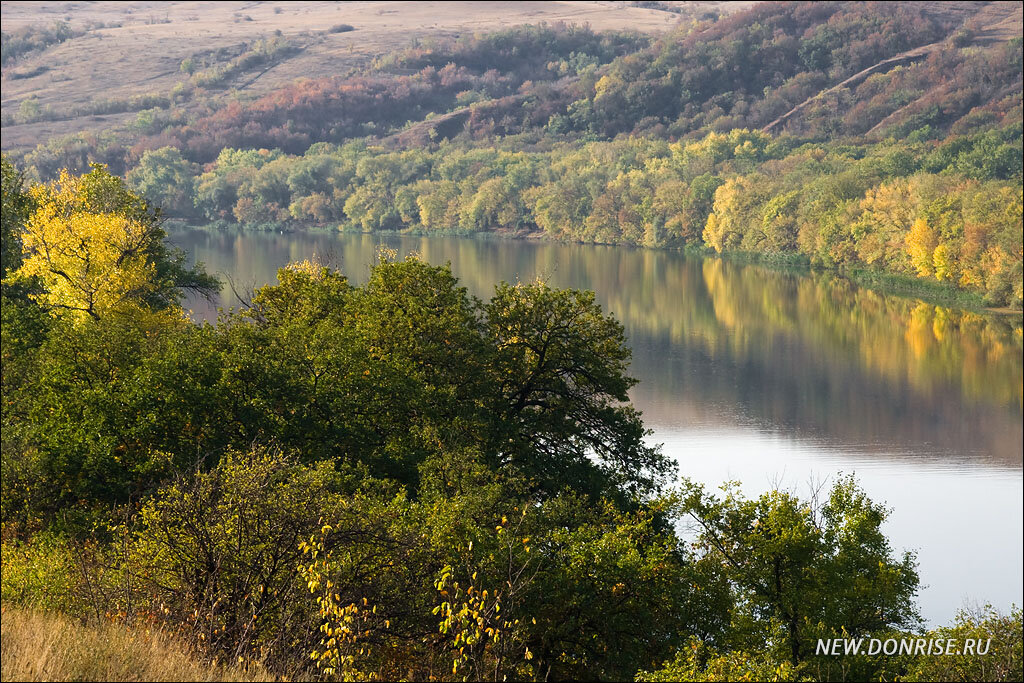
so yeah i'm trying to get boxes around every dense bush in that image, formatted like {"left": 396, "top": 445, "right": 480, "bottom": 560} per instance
{"left": 127, "top": 445, "right": 343, "bottom": 668}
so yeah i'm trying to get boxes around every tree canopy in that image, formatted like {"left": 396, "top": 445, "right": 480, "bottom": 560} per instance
{"left": 13, "top": 164, "right": 217, "bottom": 321}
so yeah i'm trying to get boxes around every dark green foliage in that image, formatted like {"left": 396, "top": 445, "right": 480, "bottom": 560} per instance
{"left": 677, "top": 476, "right": 921, "bottom": 667}
{"left": 484, "top": 280, "right": 667, "bottom": 499}
{"left": 922, "top": 122, "right": 1024, "bottom": 181}
{"left": 0, "top": 283, "right": 51, "bottom": 532}
{"left": 1, "top": 155, "right": 32, "bottom": 276}
{"left": 4, "top": 250, "right": 668, "bottom": 519}
{"left": 294, "top": 449, "right": 700, "bottom": 681}
{"left": 376, "top": 23, "right": 647, "bottom": 82}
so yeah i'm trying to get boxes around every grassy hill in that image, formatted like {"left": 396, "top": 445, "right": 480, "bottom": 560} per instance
{"left": 0, "top": 1, "right": 747, "bottom": 150}
{"left": 2, "top": 0, "right": 1021, "bottom": 306}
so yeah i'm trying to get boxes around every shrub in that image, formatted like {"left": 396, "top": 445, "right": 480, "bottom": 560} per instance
{"left": 902, "top": 606, "right": 1023, "bottom": 682}
{"left": 127, "top": 445, "right": 346, "bottom": 669}
{"left": 0, "top": 532, "right": 82, "bottom": 614}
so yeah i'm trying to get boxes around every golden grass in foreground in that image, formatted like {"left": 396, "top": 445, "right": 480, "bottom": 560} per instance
{"left": 0, "top": 607, "right": 275, "bottom": 682}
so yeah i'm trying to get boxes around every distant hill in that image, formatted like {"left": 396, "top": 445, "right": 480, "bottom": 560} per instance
{"left": 0, "top": 0, "right": 748, "bottom": 151}
{"left": 2, "top": 1, "right": 1020, "bottom": 306}
{"left": 3, "top": 1, "right": 1018, "bottom": 167}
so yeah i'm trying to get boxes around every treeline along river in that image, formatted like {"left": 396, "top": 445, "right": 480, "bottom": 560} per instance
{"left": 170, "top": 226, "right": 1023, "bottom": 626}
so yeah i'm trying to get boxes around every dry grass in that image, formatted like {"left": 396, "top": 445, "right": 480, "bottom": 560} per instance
{"left": 0, "top": 607, "right": 276, "bottom": 682}
{"left": 0, "top": 1, "right": 752, "bottom": 149}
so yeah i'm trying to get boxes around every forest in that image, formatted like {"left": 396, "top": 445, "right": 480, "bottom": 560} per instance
{"left": 126, "top": 125, "right": 1022, "bottom": 307}
{"left": 4, "top": 4, "right": 1022, "bottom": 307}
{"left": 2, "top": 159, "right": 1021, "bottom": 682}
{"left": 1, "top": 1, "right": 1023, "bottom": 680}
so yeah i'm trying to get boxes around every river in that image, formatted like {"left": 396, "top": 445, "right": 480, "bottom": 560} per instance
{"left": 169, "top": 226, "right": 1024, "bottom": 627}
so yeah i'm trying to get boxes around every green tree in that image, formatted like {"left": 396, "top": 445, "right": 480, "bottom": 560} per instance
{"left": 484, "top": 279, "right": 670, "bottom": 499}
{"left": 126, "top": 146, "right": 198, "bottom": 217}
{"left": 1, "top": 156, "right": 32, "bottom": 277}
{"left": 678, "top": 475, "right": 920, "bottom": 666}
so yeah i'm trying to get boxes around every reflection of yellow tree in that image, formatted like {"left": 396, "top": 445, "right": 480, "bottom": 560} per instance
{"left": 905, "top": 303, "right": 935, "bottom": 360}
{"left": 690, "top": 251, "right": 1020, "bottom": 411}
{"left": 721, "top": 261, "right": 1000, "bottom": 417}
{"left": 701, "top": 259, "right": 740, "bottom": 331}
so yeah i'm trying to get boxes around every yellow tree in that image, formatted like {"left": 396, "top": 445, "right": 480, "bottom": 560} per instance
{"left": 905, "top": 217, "right": 938, "bottom": 278}
{"left": 16, "top": 165, "right": 216, "bottom": 321}
{"left": 703, "top": 176, "right": 759, "bottom": 253}
{"left": 932, "top": 243, "right": 958, "bottom": 282}
{"left": 853, "top": 179, "right": 916, "bottom": 272}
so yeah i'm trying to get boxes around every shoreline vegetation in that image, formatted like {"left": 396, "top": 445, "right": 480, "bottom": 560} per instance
{"left": 169, "top": 219, "right": 1014, "bottom": 315}
{"left": 114, "top": 124, "right": 1023, "bottom": 311}
{"left": 5, "top": 6, "right": 1022, "bottom": 312}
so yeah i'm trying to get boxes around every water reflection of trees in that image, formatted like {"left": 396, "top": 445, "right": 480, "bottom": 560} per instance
{"left": 694, "top": 259, "right": 1022, "bottom": 411}
{"left": 175, "top": 228, "right": 1022, "bottom": 464}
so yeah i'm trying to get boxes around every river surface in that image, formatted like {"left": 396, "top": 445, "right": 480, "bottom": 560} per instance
{"left": 170, "top": 226, "right": 1024, "bottom": 626}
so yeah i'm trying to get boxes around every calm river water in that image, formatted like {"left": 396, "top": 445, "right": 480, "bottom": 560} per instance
{"left": 170, "top": 226, "right": 1023, "bottom": 626}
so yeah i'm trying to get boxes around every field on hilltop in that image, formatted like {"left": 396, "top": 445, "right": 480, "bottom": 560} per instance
{"left": 0, "top": 0, "right": 749, "bottom": 149}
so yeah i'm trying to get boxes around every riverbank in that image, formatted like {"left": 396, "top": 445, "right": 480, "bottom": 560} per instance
{"left": 167, "top": 220, "right": 1021, "bottom": 316}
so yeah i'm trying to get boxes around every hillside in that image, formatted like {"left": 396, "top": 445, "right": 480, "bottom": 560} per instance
{"left": 4, "top": 2, "right": 1019, "bottom": 160}
{"left": 1, "top": 0, "right": 1021, "bottom": 307}
{"left": 0, "top": 0, "right": 747, "bottom": 149}
{"left": 763, "top": 2, "right": 1022, "bottom": 134}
